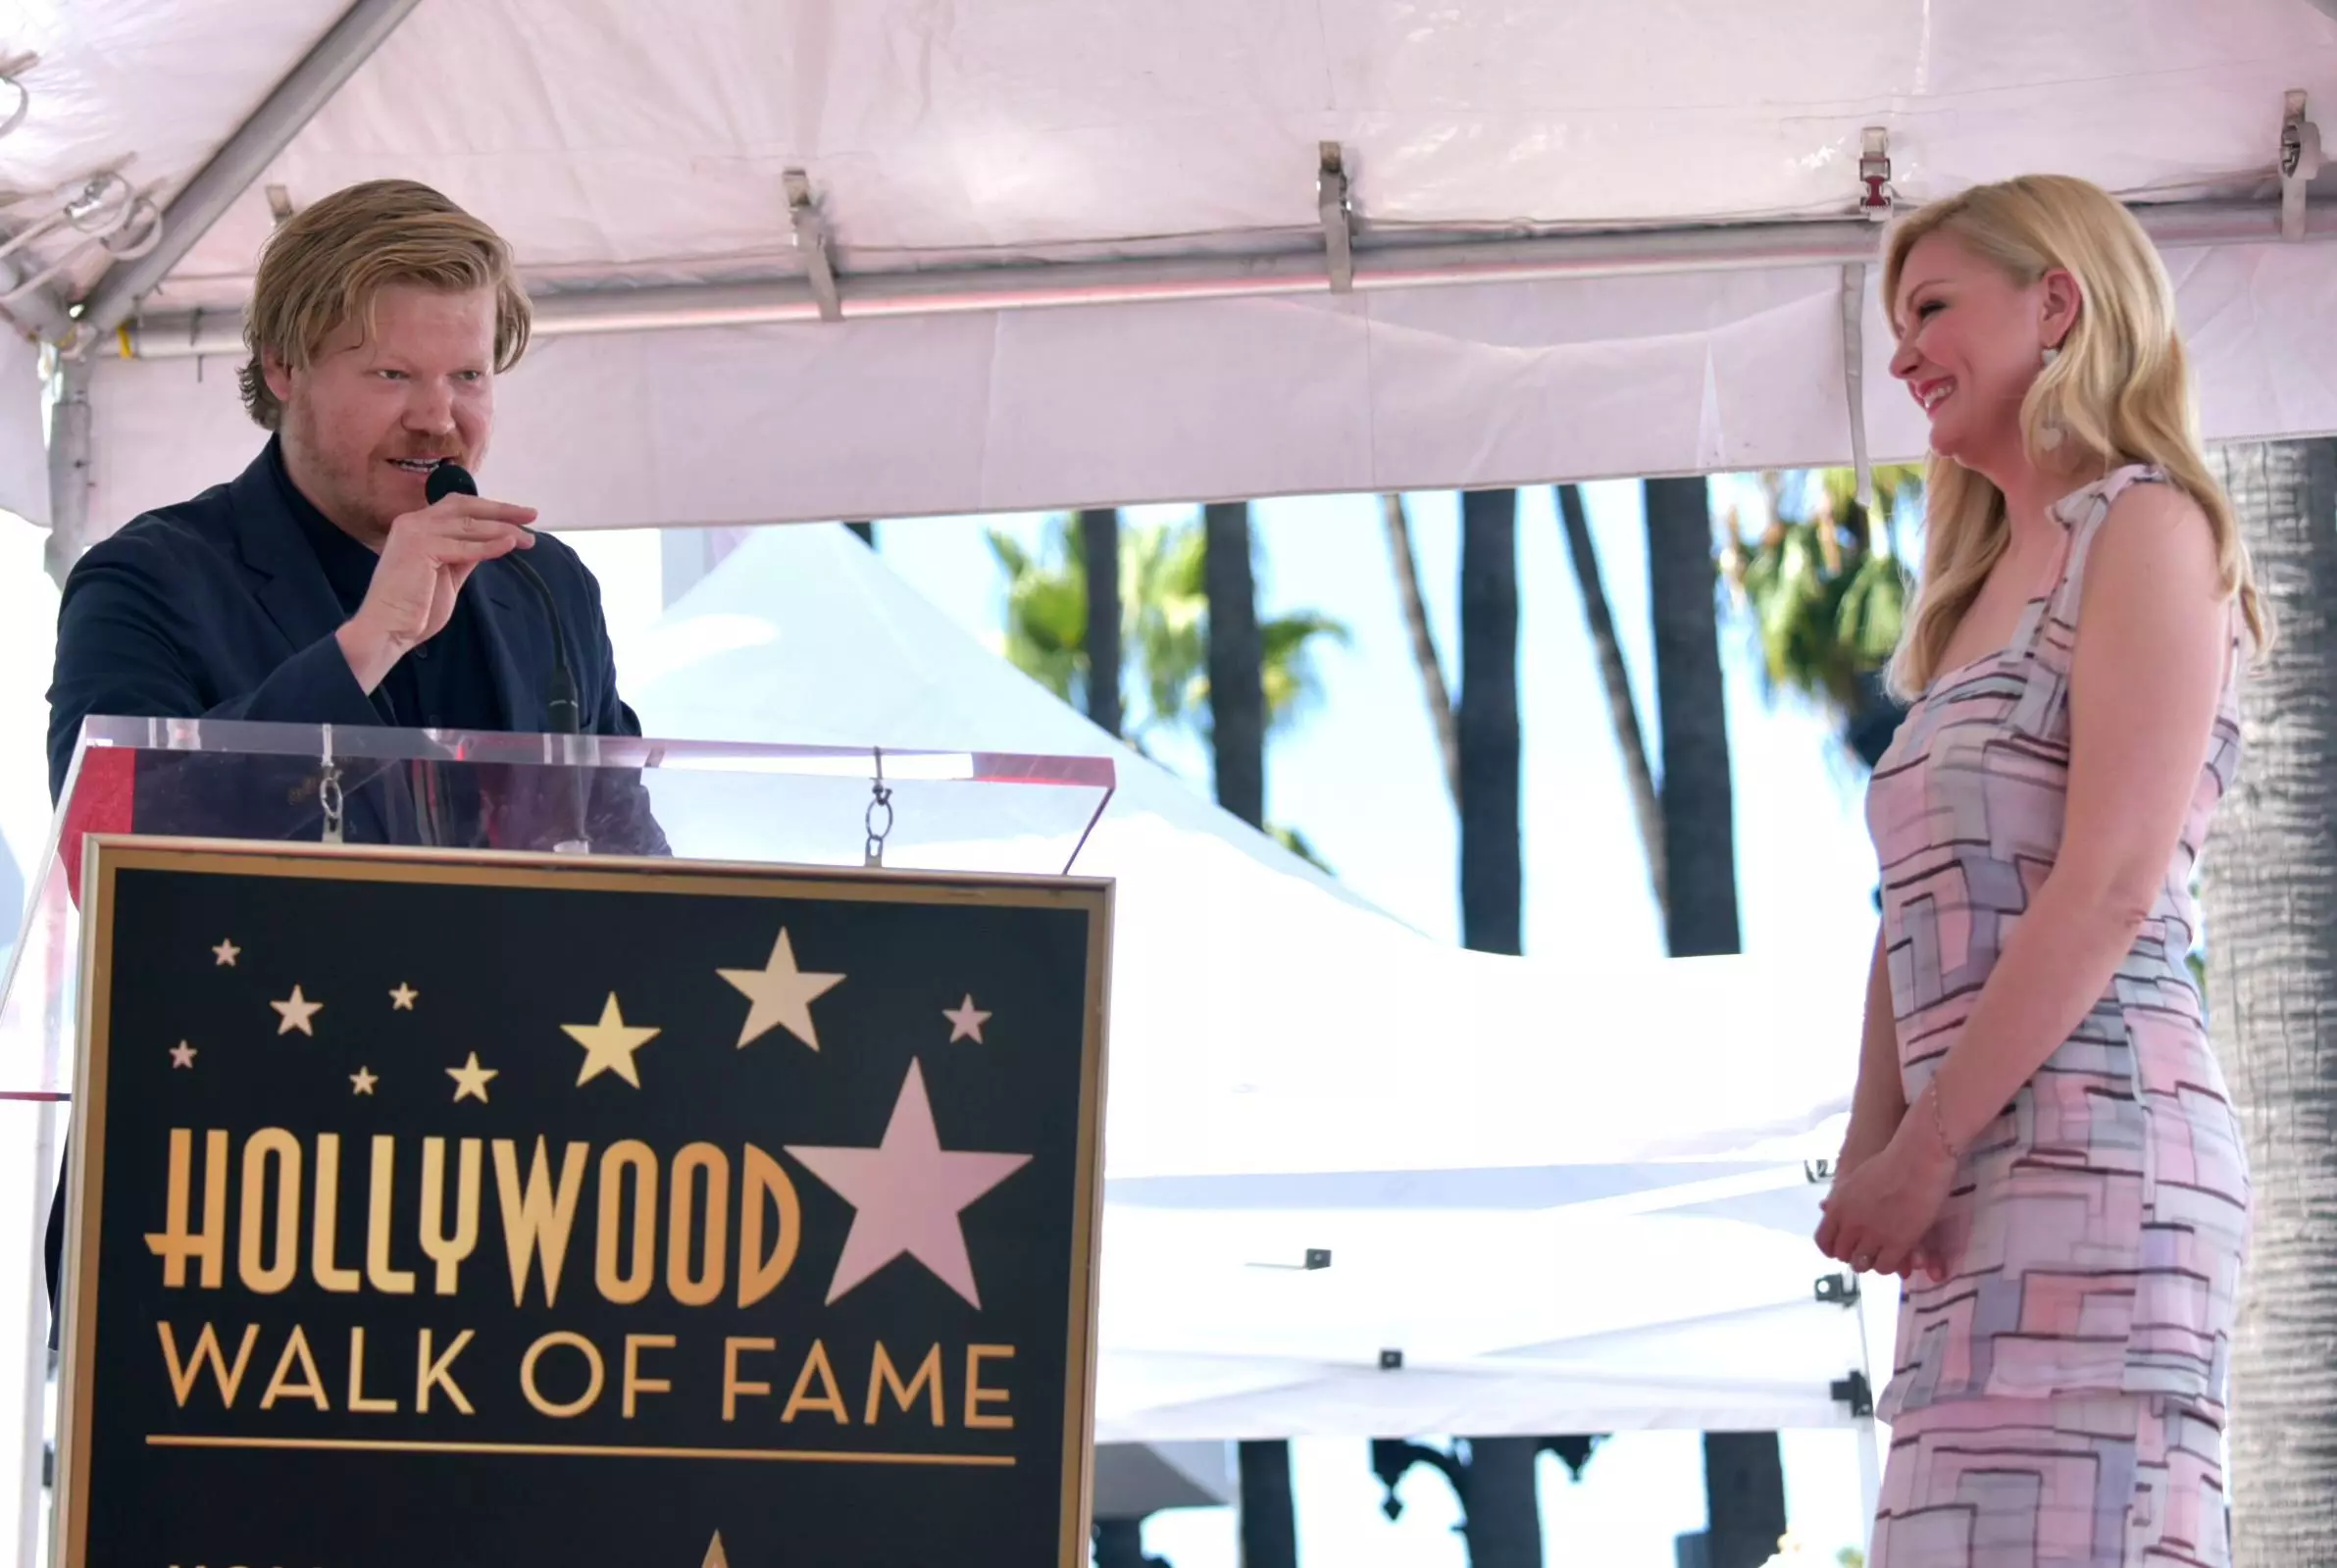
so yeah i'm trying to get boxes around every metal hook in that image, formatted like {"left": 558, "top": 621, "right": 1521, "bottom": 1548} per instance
{"left": 863, "top": 746, "right": 894, "bottom": 867}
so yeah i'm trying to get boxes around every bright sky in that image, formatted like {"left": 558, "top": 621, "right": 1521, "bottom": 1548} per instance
{"left": 0, "top": 473, "right": 1888, "bottom": 1567}
{"left": 557, "top": 480, "right": 1887, "bottom": 1567}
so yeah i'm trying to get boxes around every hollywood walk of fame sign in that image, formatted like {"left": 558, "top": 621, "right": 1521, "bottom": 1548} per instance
{"left": 53, "top": 838, "right": 1109, "bottom": 1568}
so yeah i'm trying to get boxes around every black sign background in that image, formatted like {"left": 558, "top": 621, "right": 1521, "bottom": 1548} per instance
{"left": 59, "top": 841, "right": 1107, "bottom": 1568}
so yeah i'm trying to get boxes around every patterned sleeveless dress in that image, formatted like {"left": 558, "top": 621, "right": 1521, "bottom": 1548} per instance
{"left": 1860, "top": 466, "right": 2251, "bottom": 1567}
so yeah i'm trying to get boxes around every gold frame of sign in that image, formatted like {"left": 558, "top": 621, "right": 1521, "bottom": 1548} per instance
{"left": 54, "top": 835, "right": 1110, "bottom": 1568}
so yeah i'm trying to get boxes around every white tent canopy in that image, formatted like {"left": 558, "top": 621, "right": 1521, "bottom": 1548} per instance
{"left": 629, "top": 521, "right": 1885, "bottom": 1442}
{"left": 5, "top": 1, "right": 2337, "bottom": 543}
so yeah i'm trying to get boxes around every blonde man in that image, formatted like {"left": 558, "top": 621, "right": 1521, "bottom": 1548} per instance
{"left": 46, "top": 177, "right": 644, "bottom": 802}
{"left": 41, "top": 179, "right": 659, "bottom": 1333}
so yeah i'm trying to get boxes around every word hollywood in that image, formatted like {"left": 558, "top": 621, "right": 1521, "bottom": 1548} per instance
{"left": 144, "top": 1127, "right": 1020, "bottom": 1428}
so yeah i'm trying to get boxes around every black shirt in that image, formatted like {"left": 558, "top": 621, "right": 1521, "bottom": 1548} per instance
{"left": 266, "top": 437, "right": 506, "bottom": 733}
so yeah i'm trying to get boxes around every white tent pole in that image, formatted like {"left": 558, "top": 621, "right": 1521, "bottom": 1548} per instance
{"left": 71, "top": 0, "right": 426, "bottom": 347}
{"left": 1841, "top": 262, "right": 1876, "bottom": 512}
{"left": 43, "top": 355, "right": 90, "bottom": 586}
{"left": 114, "top": 196, "right": 2337, "bottom": 360}
{"left": 1854, "top": 1276, "right": 1888, "bottom": 1542}
{"left": 1857, "top": 1414, "right": 1883, "bottom": 1553}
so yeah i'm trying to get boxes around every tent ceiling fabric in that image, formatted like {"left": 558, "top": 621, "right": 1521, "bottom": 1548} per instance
{"left": 17, "top": 0, "right": 2337, "bottom": 529}
{"left": 31, "top": 0, "right": 2337, "bottom": 301}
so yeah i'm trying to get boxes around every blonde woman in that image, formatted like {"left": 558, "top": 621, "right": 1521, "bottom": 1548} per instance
{"left": 1814, "top": 175, "right": 2263, "bottom": 1566}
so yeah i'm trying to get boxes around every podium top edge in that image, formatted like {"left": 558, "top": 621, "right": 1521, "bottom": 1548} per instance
{"left": 69, "top": 717, "right": 1118, "bottom": 789}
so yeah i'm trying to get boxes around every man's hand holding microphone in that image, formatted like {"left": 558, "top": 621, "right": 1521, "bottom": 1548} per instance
{"left": 333, "top": 467, "right": 535, "bottom": 695}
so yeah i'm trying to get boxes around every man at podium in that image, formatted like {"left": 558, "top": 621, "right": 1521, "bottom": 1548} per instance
{"left": 38, "top": 178, "right": 665, "bottom": 1322}
{"left": 43, "top": 177, "right": 650, "bottom": 842}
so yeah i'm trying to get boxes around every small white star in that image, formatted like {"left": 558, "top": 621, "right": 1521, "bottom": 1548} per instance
{"left": 446, "top": 1052, "right": 497, "bottom": 1104}
{"left": 349, "top": 1066, "right": 379, "bottom": 1095}
{"left": 211, "top": 938, "right": 239, "bottom": 967}
{"left": 270, "top": 986, "right": 322, "bottom": 1037}
{"left": 169, "top": 1041, "right": 196, "bottom": 1070}
{"left": 389, "top": 984, "right": 418, "bottom": 1011}
{"left": 942, "top": 994, "right": 991, "bottom": 1044}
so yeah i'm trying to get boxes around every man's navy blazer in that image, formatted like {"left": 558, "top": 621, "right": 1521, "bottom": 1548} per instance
{"left": 46, "top": 445, "right": 655, "bottom": 846}
{"left": 39, "top": 444, "right": 667, "bottom": 1329}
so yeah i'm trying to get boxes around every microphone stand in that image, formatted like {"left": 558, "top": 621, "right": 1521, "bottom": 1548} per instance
{"left": 501, "top": 553, "right": 591, "bottom": 854}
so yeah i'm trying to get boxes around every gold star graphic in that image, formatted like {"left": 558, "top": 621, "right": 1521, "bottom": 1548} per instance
{"left": 212, "top": 938, "right": 240, "bottom": 967}
{"left": 270, "top": 985, "right": 322, "bottom": 1037}
{"left": 562, "top": 993, "right": 661, "bottom": 1088}
{"left": 718, "top": 929, "right": 843, "bottom": 1050}
{"left": 446, "top": 1052, "right": 497, "bottom": 1103}
{"left": 350, "top": 1066, "right": 379, "bottom": 1095}
{"left": 942, "top": 994, "right": 991, "bottom": 1043}
{"left": 389, "top": 984, "right": 418, "bottom": 1011}
{"left": 169, "top": 1041, "right": 196, "bottom": 1070}
{"left": 700, "top": 1532, "right": 730, "bottom": 1568}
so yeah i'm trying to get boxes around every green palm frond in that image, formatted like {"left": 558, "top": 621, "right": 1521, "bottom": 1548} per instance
{"left": 1727, "top": 467, "right": 1920, "bottom": 725}
{"left": 990, "top": 509, "right": 1346, "bottom": 870}
{"left": 1259, "top": 610, "right": 1350, "bottom": 731}
{"left": 1817, "top": 463, "right": 1924, "bottom": 533}
{"left": 1125, "top": 520, "right": 1210, "bottom": 732}
{"left": 989, "top": 525, "right": 1088, "bottom": 704}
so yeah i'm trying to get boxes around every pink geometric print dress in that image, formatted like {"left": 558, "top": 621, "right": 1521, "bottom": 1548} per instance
{"left": 1860, "top": 466, "right": 2250, "bottom": 1568}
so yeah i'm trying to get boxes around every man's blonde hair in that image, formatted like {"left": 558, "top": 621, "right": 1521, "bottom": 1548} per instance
{"left": 239, "top": 178, "right": 532, "bottom": 430}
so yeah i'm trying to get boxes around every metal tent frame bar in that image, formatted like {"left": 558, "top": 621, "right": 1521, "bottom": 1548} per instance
{"left": 116, "top": 195, "right": 2337, "bottom": 361}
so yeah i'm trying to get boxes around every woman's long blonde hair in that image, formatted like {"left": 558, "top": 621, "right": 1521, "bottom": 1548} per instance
{"left": 1882, "top": 175, "right": 2267, "bottom": 697}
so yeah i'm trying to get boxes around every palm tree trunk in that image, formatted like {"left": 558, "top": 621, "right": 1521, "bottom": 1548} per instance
{"left": 1646, "top": 476, "right": 1741, "bottom": 958}
{"left": 1205, "top": 499, "right": 1293, "bottom": 1568}
{"left": 1646, "top": 476, "right": 1783, "bottom": 1568}
{"left": 1204, "top": 501, "right": 1267, "bottom": 829}
{"left": 1237, "top": 1434, "right": 1297, "bottom": 1568}
{"left": 1557, "top": 482, "right": 1667, "bottom": 924}
{"left": 1454, "top": 487, "right": 1541, "bottom": 1561}
{"left": 1080, "top": 508, "right": 1123, "bottom": 737}
{"left": 1382, "top": 492, "right": 1460, "bottom": 802}
{"left": 2204, "top": 438, "right": 2337, "bottom": 1568}
{"left": 1459, "top": 487, "right": 1522, "bottom": 958}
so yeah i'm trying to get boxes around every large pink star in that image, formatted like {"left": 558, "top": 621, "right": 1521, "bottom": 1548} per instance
{"left": 786, "top": 1062, "right": 1033, "bottom": 1308}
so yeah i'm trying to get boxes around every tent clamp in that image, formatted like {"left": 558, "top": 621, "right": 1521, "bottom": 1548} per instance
{"left": 1378, "top": 1348, "right": 1403, "bottom": 1371}
{"left": 1814, "top": 1272, "right": 1861, "bottom": 1308}
{"left": 786, "top": 169, "right": 842, "bottom": 323}
{"left": 2281, "top": 90, "right": 2323, "bottom": 241}
{"left": 1246, "top": 1247, "right": 1333, "bottom": 1272}
{"left": 1319, "top": 141, "right": 1355, "bottom": 291}
{"left": 1831, "top": 1369, "right": 1874, "bottom": 1419}
{"left": 1803, "top": 1157, "right": 1837, "bottom": 1184}
{"left": 1857, "top": 126, "right": 1894, "bottom": 221}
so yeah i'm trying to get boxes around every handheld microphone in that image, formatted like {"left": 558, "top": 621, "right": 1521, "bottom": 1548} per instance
{"left": 426, "top": 462, "right": 581, "bottom": 735}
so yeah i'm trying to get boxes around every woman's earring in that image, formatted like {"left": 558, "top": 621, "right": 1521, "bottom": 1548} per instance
{"left": 2039, "top": 343, "right": 2065, "bottom": 447}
